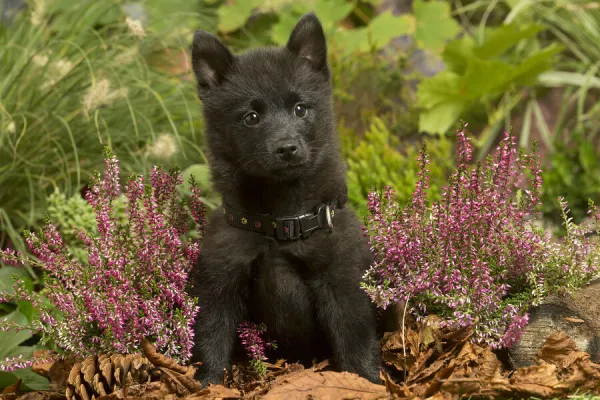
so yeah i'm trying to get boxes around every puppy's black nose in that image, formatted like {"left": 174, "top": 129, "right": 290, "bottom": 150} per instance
{"left": 276, "top": 143, "right": 298, "bottom": 159}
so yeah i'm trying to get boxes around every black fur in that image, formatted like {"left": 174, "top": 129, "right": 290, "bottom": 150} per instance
{"left": 188, "top": 12, "right": 382, "bottom": 385}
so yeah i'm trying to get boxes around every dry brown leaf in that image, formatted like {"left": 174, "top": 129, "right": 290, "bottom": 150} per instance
{"left": 380, "top": 370, "right": 413, "bottom": 398}
{"left": 408, "top": 347, "right": 434, "bottom": 377}
{"left": 48, "top": 356, "right": 77, "bottom": 391}
{"left": 96, "top": 381, "right": 175, "bottom": 400}
{"left": 486, "top": 381, "right": 559, "bottom": 398}
{"left": 263, "top": 370, "right": 389, "bottom": 400}
{"left": 13, "top": 392, "right": 65, "bottom": 400}
{"left": 311, "top": 359, "right": 331, "bottom": 372}
{"left": 510, "top": 364, "right": 559, "bottom": 387}
{"left": 185, "top": 384, "right": 241, "bottom": 399}
{"left": 538, "top": 331, "right": 590, "bottom": 370}
{"left": 2, "top": 378, "right": 22, "bottom": 395}
{"left": 477, "top": 346, "right": 503, "bottom": 380}
{"left": 31, "top": 350, "right": 54, "bottom": 378}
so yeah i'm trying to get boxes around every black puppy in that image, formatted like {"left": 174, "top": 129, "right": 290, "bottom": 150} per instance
{"left": 188, "top": 12, "right": 381, "bottom": 384}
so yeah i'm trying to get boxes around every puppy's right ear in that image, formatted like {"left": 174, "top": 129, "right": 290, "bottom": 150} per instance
{"left": 192, "top": 30, "right": 234, "bottom": 93}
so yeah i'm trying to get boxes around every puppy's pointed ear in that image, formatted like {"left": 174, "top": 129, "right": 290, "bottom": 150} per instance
{"left": 286, "top": 12, "right": 328, "bottom": 74}
{"left": 192, "top": 30, "right": 234, "bottom": 93}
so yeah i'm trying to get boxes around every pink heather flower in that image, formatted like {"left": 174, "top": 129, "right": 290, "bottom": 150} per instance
{"left": 0, "top": 147, "right": 205, "bottom": 369}
{"left": 0, "top": 353, "right": 63, "bottom": 373}
{"left": 237, "top": 321, "right": 277, "bottom": 376}
{"left": 362, "top": 126, "right": 599, "bottom": 348}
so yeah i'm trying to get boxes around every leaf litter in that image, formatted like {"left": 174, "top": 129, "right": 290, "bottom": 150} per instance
{"left": 5, "top": 317, "right": 599, "bottom": 399}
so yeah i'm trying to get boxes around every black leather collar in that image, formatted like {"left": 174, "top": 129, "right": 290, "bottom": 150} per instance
{"left": 221, "top": 201, "right": 337, "bottom": 241}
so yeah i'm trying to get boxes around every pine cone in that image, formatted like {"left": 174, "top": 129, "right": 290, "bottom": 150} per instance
{"left": 65, "top": 354, "right": 160, "bottom": 400}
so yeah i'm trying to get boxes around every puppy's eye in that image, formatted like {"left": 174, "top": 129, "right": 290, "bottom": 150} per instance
{"left": 294, "top": 104, "right": 307, "bottom": 118}
{"left": 244, "top": 111, "right": 259, "bottom": 126}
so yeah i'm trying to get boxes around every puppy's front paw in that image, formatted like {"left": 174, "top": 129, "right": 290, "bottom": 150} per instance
{"left": 194, "top": 369, "right": 226, "bottom": 387}
{"left": 363, "top": 367, "right": 382, "bottom": 384}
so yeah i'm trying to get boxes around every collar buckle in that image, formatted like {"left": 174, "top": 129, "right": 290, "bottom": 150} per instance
{"left": 274, "top": 216, "right": 302, "bottom": 241}
{"left": 223, "top": 201, "right": 337, "bottom": 241}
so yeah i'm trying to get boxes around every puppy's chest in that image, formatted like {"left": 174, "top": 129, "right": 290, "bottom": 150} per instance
{"left": 249, "top": 246, "right": 314, "bottom": 287}
{"left": 246, "top": 248, "right": 318, "bottom": 336}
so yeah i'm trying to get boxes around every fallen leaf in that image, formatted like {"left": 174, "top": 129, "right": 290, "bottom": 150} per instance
{"left": 47, "top": 356, "right": 77, "bottom": 391}
{"left": 96, "top": 381, "right": 174, "bottom": 400}
{"left": 264, "top": 370, "right": 389, "bottom": 400}
{"left": 31, "top": 350, "right": 54, "bottom": 378}
{"left": 12, "top": 392, "right": 65, "bottom": 400}
{"left": 185, "top": 384, "right": 241, "bottom": 399}
{"left": 510, "top": 364, "right": 559, "bottom": 387}
{"left": 2, "top": 378, "right": 22, "bottom": 394}
{"left": 311, "top": 359, "right": 331, "bottom": 372}
{"left": 380, "top": 370, "right": 412, "bottom": 398}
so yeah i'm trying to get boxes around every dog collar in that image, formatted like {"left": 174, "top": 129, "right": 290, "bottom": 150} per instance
{"left": 221, "top": 201, "right": 337, "bottom": 241}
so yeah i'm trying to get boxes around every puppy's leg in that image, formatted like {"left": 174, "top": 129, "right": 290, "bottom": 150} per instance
{"left": 310, "top": 268, "right": 381, "bottom": 383}
{"left": 189, "top": 255, "right": 248, "bottom": 386}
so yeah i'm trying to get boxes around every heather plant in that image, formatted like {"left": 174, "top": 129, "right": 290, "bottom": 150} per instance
{"left": 0, "top": 148, "right": 204, "bottom": 371}
{"left": 362, "top": 125, "right": 600, "bottom": 348}
{"left": 45, "top": 189, "right": 128, "bottom": 263}
{"left": 237, "top": 322, "right": 277, "bottom": 377}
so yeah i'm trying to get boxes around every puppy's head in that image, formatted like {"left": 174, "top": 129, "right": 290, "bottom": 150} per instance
{"left": 191, "top": 13, "right": 336, "bottom": 183}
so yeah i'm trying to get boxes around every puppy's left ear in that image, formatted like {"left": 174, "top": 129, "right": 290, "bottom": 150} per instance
{"left": 286, "top": 12, "right": 328, "bottom": 74}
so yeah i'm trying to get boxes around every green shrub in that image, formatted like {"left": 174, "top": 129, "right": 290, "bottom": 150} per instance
{"left": 541, "top": 132, "right": 600, "bottom": 227}
{"left": 344, "top": 117, "right": 454, "bottom": 217}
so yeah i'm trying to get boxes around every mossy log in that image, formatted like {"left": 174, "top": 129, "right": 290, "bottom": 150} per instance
{"left": 508, "top": 278, "right": 600, "bottom": 368}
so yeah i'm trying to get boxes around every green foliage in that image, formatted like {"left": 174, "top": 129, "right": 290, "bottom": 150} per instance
{"left": 143, "top": 0, "right": 218, "bottom": 46}
{"left": 212, "top": 0, "right": 459, "bottom": 57}
{"left": 0, "top": 307, "right": 48, "bottom": 391}
{"left": 180, "top": 164, "right": 219, "bottom": 210}
{"left": 541, "top": 133, "right": 600, "bottom": 225}
{"left": 330, "top": 45, "right": 417, "bottom": 134}
{"left": 45, "top": 189, "right": 129, "bottom": 263}
{"left": 417, "top": 23, "right": 562, "bottom": 135}
{"left": 0, "top": 0, "right": 204, "bottom": 239}
{"left": 344, "top": 117, "right": 454, "bottom": 217}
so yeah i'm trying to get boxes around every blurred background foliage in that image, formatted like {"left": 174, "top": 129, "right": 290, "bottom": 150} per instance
{"left": 0, "top": 0, "right": 599, "bottom": 390}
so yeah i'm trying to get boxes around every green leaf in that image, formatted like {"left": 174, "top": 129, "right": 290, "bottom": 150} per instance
{"left": 418, "top": 101, "right": 465, "bottom": 135}
{"left": 181, "top": 164, "right": 212, "bottom": 194}
{"left": 579, "top": 141, "right": 598, "bottom": 173}
{"left": 13, "top": 368, "right": 50, "bottom": 391}
{"left": 0, "top": 372, "right": 19, "bottom": 391}
{"left": 511, "top": 44, "right": 563, "bottom": 86}
{"left": 18, "top": 300, "right": 36, "bottom": 323}
{"left": 474, "top": 23, "right": 543, "bottom": 59}
{"left": 538, "top": 71, "right": 600, "bottom": 89}
{"left": 217, "top": 0, "right": 263, "bottom": 33}
{"left": 462, "top": 58, "right": 514, "bottom": 99}
{"left": 0, "top": 267, "right": 33, "bottom": 295}
{"left": 442, "top": 36, "right": 475, "bottom": 74}
{"left": 413, "top": 0, "right": 460, "bottom": 52}
{"left": 333, "top": 12, "right": 413, "bottom": 55}
{"left": 416, "top": 70, "right": 467, "bottom": 133}
{"left": 0, "top": 310, "right": 32, "bottom": 358}
{"left": 366, "top": 12, "right": 414, "bottom": 48}
{"left": 314, "top": 0, "right": 355, "bottom": 31}
{"left": 416, "top": 71, "right": 463, "bottom": 109}
{"left": 519, "top": 100, "right": 533, "bottom": 148}
{"left": 270, "top": 4, "right": 311, "bottom": 45}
